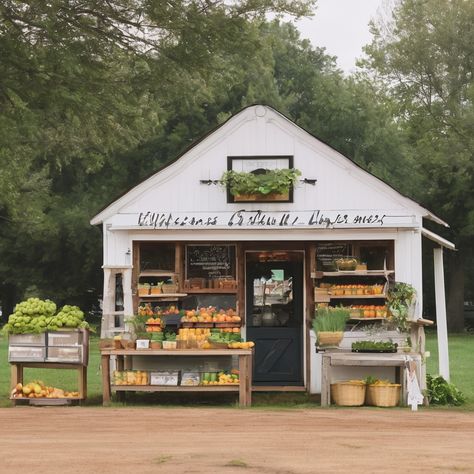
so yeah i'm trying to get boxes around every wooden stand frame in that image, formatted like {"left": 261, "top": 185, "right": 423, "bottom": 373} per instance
{"left": 101, "top": 349, "right": 253, "bottom": 407}
{"left": 10, "top": 362, "right": 87, "bottom": 405}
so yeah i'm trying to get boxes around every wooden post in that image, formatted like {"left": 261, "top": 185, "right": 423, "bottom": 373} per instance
{"left": 132, "top": 241, "right": 140, "bottom": 312}
{"left": 434, "top": 247, "right": 450, "bottom": 380}
{"left": 236, "top": 243, "right": 245, "bottom": 327}
{"left": 239, "top": 353, "right": 252, "bottom": 407}
{"left": 101, "top": 268, "right": 114, "bottom": 338}
{"left": 321, "top": 354, "right": 330, "bottom": 407}
{"left": 101, "top": 354, "right": 111, "bottom": 406}
{"left": 11, "top": 363, "right": 23, "bottom": 392}
{"left": 78, "top": 365, "right": 88, "bottom": 402}
{"left": 123, "top": 268, "right": 133, "bottom": 323}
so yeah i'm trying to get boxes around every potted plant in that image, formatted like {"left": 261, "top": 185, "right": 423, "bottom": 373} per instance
{"left": 387, "top": 282, "right": 417, "bottom": 332}
{"left": 220, "top": 168, "right": 301, "bottom": 201}
{"left": 313, "top": 306, "right": 350, "bottom": 347}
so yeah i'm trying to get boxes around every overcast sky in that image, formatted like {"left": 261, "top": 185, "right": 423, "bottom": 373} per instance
{"left": 294, "top": 0, "right": 387, "bottom": 73}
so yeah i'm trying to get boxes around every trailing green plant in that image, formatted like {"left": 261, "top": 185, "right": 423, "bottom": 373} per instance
{"left": 426, "top": 375, "right": 465, "bottom": 406}
{"left": 387, "top": 282, "right": 417, "bottom": 332}
{"left": 220, "top": 168, "right": 301, "bottom": 196}
{"left": 312, "top": 306, "right": 349, "bottom": 333}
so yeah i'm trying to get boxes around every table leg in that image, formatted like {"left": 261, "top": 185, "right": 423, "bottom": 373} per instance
{"left": 10, "top": 364, "right": 23, "bottom": 406}
{"left": 11, "top": 364, "right": 23, "bottom": 389}
{"left": 321, "top": 355, "right": 330, "bottom": 407}
{"left": 239, "top": 354, "right": 252, "bottom": 407}
{"left": 116, "top": 356, "right": 126, "bottom": 402}
{"left": 101, "top": 354, "right": 111, "bottom": 406}
{"left": 400, "top": 366, "right": 407, "bottom": 406}
{"left": 78, "top": 365, "right": 87, "bottom": 403}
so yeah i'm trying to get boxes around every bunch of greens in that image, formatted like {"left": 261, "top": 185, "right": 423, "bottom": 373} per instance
{"left": 352, "top": 340, "right": 398, "bottom": 352}
{"left": 312, "top": 307, "right": 349, "bottom": 333}
{"left": 164, "top": 331, "right": 177, "bottom": 341}
{"left": 426, "top": 375, "right": 465, "bottom": 406}
{"left": 387, "top": 282, "right": 417, "bottom": 331}
{"left": 220, "top": 168, "right": 301, "bottom": 196}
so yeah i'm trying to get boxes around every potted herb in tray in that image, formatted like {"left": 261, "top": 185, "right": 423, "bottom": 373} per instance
{"left": 313, "top": 306, "right": 350, "bottom": 347}
{"left": 220, "top": 168, "right": 301, "bottom": 201}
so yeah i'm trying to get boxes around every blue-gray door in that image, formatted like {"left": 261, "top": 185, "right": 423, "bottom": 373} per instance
{"left": 246, "top": 254, "right": 304, "bottom": 386}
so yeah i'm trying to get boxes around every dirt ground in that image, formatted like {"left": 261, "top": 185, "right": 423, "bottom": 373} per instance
{"left": 1, "top": 407, "right": 474, "bottom": 474}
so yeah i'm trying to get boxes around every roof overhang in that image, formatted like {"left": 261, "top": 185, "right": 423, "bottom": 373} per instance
{"left": 422, "top": 227, "right": 456, "bottom": 250}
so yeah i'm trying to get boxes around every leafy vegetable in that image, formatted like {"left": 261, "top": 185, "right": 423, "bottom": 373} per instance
{"left": 426, "top": 375, "right": 465, "bottom": 406}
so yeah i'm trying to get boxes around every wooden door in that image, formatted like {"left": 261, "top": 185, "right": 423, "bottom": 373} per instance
{"left": 246, "top": 254, "right": 304, "bottom": 386}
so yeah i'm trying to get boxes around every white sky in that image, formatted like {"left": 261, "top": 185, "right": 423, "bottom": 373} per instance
{"left": 294, "top": 0, "right": 388, "bottom": 73}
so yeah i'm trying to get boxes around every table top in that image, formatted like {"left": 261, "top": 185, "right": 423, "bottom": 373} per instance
{"left": 101, "top": 349, "right": 252, "bottom": 356}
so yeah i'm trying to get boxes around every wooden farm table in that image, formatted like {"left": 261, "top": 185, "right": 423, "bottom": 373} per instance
{"left": 100, "top": 349, "right": 253, "bottom": 407}
{"left": 321, "top": 351, "right": 422, "bottom": 407}
{"left": 10, "top": 362, "right": 87, "bottom": 405}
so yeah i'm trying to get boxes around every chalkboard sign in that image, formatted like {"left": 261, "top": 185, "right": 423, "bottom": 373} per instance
{"left": 185, "top": 245, "right": 236, "bottom": 280}
{"left": 316, "top": 242, "right": 352, "bottom": 271}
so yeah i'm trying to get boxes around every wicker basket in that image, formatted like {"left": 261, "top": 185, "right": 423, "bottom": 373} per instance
{"left": 317, "top": 331, "right": 344, "bottom": 347}
{"left": 366, "top": 384, "right": 401, "bottom": 407}
{"left": 161, "top": 283, "right": 178, "bottom": 294}
{"left": 331, "top": 381, "right": 366, "bottom": 406}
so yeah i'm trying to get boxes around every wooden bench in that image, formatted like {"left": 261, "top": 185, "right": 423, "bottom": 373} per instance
{"left": 321, "top": 351, "right": 422, "bottom": 407}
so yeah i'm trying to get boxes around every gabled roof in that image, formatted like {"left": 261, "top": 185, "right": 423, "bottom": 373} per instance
{"left": 91, "top": 104, "right": 448, "bottom": 227}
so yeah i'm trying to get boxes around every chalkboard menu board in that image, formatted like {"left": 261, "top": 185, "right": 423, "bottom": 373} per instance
{"left": 185, "top": 245, "right": 236, "bottom": 280}
{"left": 316, "top": 242, "right": 352, "bottom": 271}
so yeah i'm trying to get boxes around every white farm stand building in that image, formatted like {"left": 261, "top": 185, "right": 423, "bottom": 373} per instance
{"left": 91, "top": 105, "right": 454, "bottom": 393}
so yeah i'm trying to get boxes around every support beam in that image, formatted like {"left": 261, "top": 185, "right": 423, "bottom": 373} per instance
{"left": 433, "top": 247, "right": 450, "bottom": 380}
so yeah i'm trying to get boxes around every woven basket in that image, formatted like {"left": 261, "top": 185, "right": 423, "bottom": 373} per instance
{"left": 331, "top": 381, "right": 366, "bottom": 406}
{"left": 161, "top": 283, "right": 178, "bottom": 294}
{"left": 317, "top": 331, "right": 344, "bottom": 347}
{"left": 366, "top": 384, "right": 401, "bottom": 407}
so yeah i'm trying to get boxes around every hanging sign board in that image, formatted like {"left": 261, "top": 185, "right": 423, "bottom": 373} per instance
{"left": 185, "top": 244, "right": 236, "bottom": 280}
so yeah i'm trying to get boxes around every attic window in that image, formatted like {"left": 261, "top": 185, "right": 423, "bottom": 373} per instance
{"left": 225, "top": 155, "right": 296, "bottom": 203}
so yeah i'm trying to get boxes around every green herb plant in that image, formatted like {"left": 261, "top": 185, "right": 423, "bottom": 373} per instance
{"left": 312, "top": 306, "right": 349, "bottom": 333}
{"left": 220, "top": 168, "right": 301, "bottom": 197}
{"left": 387, "top": 282, "right": 417, "bottom": 332}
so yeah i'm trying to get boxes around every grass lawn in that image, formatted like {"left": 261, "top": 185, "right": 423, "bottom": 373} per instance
{"left": 1, "top": 332, "right": 473, "bottom": 409}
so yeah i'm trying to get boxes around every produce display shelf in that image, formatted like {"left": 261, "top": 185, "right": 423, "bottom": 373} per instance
{"left": 329, "top": 294, "right": 387, "bottom": 299}
{"left": 321, "top": 270, "right": 394, "bottom": 277}
{"left": 184, "top": 288, "right": 238, "bottom": 294}
{"left": 348, "top": 317, "right": 387, "bottom": 321}
{"left": 139, "top": 293, "right": 188, "bottom": 298}
{"left": 111, "top": 385, "right": 239, "bottom": 392}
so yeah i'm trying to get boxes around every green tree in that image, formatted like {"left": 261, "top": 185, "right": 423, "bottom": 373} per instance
{"left": 0, "top": 1, "right": 315, "bottom": 319}
{"left": 361, "top": 0, "right": 474, "bottom": 330}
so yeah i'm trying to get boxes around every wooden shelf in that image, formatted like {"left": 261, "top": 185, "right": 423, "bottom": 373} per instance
{"left": 321, "top": 270, "right": 394, "bottom": 277}
{"left": 184, "top": 288, "right": 238, "bottom": 294}
{"left": 139, "top": 293, "right": 188, "bottom": 299}
{"left": 101, "top": 348, "right": 252, "bottom": 356}
{"left": 111, "top": 385, "right": 239, "bottom": 392}
{"left": 139, "top": 271, "right": 175, "bottom": 277}
{"left": 349, "top": 317, "right": 388, "bottom": 321}
{"left": 329, "top": 294, "right": 386, "bottom": 300}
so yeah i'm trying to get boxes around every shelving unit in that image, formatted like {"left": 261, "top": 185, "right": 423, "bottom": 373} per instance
{"left": 100, "top": 348, "right": 253, "bottom": 407}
